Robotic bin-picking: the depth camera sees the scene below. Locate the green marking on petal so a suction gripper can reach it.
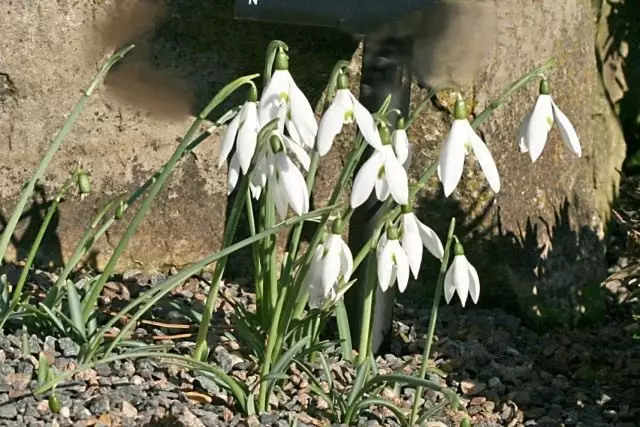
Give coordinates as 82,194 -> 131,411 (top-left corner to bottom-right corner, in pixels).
546,115 -> 554,128
344,110 -> 354,124
279,92 -> 289,103
377,165 -> 385,178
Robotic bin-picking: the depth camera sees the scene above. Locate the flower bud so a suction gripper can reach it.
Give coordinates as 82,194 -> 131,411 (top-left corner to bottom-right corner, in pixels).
379,122 -> 391,145
48,392 -> 61,413
539,77 -> 550,95
274,50 -> 289,70
77,172 -> 91,195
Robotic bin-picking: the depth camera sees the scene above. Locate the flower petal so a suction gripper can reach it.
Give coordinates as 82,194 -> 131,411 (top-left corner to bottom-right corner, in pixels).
525,94 -> 554,162
351,92 -> 382,149
351,151 -> 383,208
451,255 -> 470,307
390,239 -> 410,292
392,129 -> 411,169
338,237 -> 354,282
439,120 -> 468,197
551,100 -> 581,158
517,110 -> 532,153
259,70 -> 288,125
227,152 -> 241,195
468,123 -> 501,194
317,90 -> 350,156
283,135 -> 311,171
277,153 -> 310,216
321,235 -> 342,295
466,258 -> 480,304
383,147 -> 409,205
416,219 -> 444,260
306,246 -> 326,309
375,174 -> 390,201
219,111 -> 241,167
401,213 -> 424,279
236,102 -> 259,174
444,263 -> 456,304
287,73 -> 318,149
377,239 -> 394,292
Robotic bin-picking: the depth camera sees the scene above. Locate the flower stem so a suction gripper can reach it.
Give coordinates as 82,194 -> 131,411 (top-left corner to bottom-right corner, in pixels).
258,287 -> 288,412
246,196 -> 263,318
357,255 -> 378,365
409,217 -> 456,425
264,184 -> 278,316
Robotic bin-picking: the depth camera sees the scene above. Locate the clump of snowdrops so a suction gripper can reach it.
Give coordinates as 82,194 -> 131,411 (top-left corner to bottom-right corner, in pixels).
0,39 -> 581,425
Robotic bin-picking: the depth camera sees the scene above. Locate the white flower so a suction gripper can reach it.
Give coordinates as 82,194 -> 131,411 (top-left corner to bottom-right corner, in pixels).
518,79 -> 581,162
269,149 -> 310,220
392,127 -> 411,170
305,232 -> 353,308
400,210 -> 444,279
351,140 -> 409,209
444,243 -> 480,307
437,98 -> 500,197
316,74 -> 382,155
376,230 -> 410,293
259,52 -> 318,149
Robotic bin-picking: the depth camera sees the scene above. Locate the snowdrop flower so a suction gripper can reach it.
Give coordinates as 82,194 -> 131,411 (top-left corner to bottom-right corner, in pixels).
350,124 -> 409,209
392,116 -> 411,170
518,78 -> 581,162
376,226 -> 410,293
400,205 -> 444,279
316,71 -> 382,155
305,223 -> 354,308
259,50 -> 318,149
438,96 -> 500,197
262,135 -> 310,220
444,240 -> 480,307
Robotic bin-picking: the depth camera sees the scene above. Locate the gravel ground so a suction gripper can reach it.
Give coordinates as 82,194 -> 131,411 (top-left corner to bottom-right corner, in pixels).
0,179 -> 639,427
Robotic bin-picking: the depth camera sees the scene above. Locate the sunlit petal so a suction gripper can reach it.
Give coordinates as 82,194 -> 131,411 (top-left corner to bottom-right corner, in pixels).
467,258 -> 480,304
306,246 -> 326,309
236,102 -> 259,174
277,153 -> 309,217
439,119 -> 467,197
383,147 -> 409,205
338,238 -> 354,281
219,112 -> 241,167
377,239 -> 394,292
321,235 -> 342,296
259,70 -> 288,125
351,152 -> 383,208
444,263 -> 456,304
525,94 -> 554,162
517,110 -> 532,153
287,74 -> 318,149
468,123 -> 501,194
351,93 -> 382,149
283,135 -> 311,171
227,152 -> 241,195
416,219 -> 444,260
392,129 -> 411,169
391,240 -> 410,293
551,100 -> 581,158
317,90 -> 350,156
451,256 -> 470,307
401,213 -> 424,279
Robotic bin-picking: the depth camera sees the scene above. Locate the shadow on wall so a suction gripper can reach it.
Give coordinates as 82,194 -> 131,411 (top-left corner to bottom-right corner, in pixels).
404,188 -> 610,330
599,0 -> 640,172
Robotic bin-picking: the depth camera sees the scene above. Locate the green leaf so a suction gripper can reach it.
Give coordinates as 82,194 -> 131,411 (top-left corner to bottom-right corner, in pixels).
201,73 -> 260,119
36,303 -> 66,335
354,398 -> 410,427
66,281 -> 86,341
334,300 -> 353,362
37,352 -> 51,387
346,358 -> 370,409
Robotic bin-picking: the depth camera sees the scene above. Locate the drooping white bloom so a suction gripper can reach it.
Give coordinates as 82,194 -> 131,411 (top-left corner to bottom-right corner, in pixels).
259,51 -> 318,149
376,229 -> 410,293
305,231 -> 354,308
392,126 -> 411,170
269,149 -> 310,220
518,78 -> 581,162
444,242 -> 480,307
219,91 -> 260,194
351,126 -> 409,209
400,208 -> 444,279
438,97 -> 500,197
316,73 -> 381,155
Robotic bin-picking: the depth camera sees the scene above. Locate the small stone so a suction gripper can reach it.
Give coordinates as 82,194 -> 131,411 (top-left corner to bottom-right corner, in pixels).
121,401 -> 137,418
59,406 -> 70,418
460,379 -> 486,396
177,407 -> 205,427
246,415 -> 260,427
57,338 -> 79,357
87,396 -> 110,415
0,403 -> 18,418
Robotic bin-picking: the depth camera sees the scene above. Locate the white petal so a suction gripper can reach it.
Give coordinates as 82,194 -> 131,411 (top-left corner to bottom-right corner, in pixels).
306,246 -> 326,309
392,129 -> 411,169
416,219 -> 444,260
466,257 -> 480,304
401,213 -> 424,279
227,152 -> 241,195
468,123 -> 501,194
525,95 -> 554,162
277,153 -> 309,216
236,102 -> 259,174
219,112 -> 241,167
392,240 -> 410,293
438,120 -> 468,197
351,151 -> 383,208
517,110 -> 532,153
338,237 -> 354,282
375,174 -> 390,201
283,136 -> 311,171
316,90 -> 350,156
351,92 -> 382,149
287,73 -> 318,149
444,263 -> 456,304
551,100 -> 581,158
272,175 -> 290,220
321,236 -> 342,295
259,70 -> 288,125
451,255 -> 470,307
377,239 -> 395,292
382,146 -> 409,205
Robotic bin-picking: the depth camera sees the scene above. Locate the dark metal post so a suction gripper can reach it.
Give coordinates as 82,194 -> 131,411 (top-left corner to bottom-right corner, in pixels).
346,37 -> 414,355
